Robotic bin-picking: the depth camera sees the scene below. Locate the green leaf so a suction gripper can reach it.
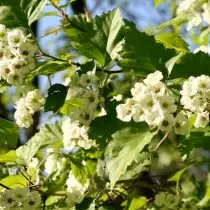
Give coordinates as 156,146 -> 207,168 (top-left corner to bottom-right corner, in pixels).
155,33 -> 188,52
0,0 -> 47,27
0,150 -> 17,163
198,186 -> 210,206
25,61 -> 71,82
119,152 -> 153,181
70,158 -> 88,185
89,101 -> 126,148
119,25 -> 176,76
44,84 -> 68,113
21,0 -> 48,25
64,9 -> 125,67
0,175 -> 27,190
90,101 -> 150,148
168,163 -> 195,185
0,118 -> 19,150
179,126 -> 210,155
105,127 -> 157,188
165,51 -> 185,75
169,51 -> 210,79
16,121 -> 63,165
79,60 -> 96,75
60,98 -> 84,115
75,198 -> 95,210
128,196 -> 147,210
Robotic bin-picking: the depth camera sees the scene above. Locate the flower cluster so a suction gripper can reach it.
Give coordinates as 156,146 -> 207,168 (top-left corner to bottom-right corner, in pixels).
62,117 -> 96,150
177,0 -> 210,31
116,71 -> 189,134
14,89 -> 45,128
65,71 -> 100,126
0,188 -> 41,210
154,191 -> 197,210
0,24 -> 37,86
154,192 -> 179,209
181,75 -> 210,128
66,171 -> 89,208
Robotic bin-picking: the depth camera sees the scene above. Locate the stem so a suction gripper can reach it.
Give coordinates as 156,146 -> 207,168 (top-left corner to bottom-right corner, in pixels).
58,196 -> 67,207
49,0 -> 86,32
37,26 -> 63,40
155,132 -> 169,151
29,27 -> 42,53
0,183 -> 10,190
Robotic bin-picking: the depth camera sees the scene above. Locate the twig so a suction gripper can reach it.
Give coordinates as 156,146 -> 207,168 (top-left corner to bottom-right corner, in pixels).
0,183 -> 10,190
37,26 -> 63,40
58,195 -> 67,207
49,0 -> 86,32
155,132 -> 169,151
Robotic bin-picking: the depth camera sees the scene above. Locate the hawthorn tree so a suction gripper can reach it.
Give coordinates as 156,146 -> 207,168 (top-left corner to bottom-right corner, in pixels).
1,0 -> 210,209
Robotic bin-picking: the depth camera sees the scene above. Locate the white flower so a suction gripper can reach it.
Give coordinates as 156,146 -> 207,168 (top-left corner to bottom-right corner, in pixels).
66,172 -> 89,205
141,93 -> 156,112
116,98 -> 136,122
194,112 -> 209,128
177,0 -> 196,14
14,110 -> 33,128
191,95 -> 207,112
194,75 -> 210,92
70,108 -> 95,126
62,117 -> 91,150
159,114 -> 174,132
83,90 -> 99,110
78,72 -> 95,87
132,103 -> 145,122
0,190 -> 16,208
158,95 -> 177,114
25,89 -> 45,113
17,42 -> 37,58
174,112 -> 189,135
9,57 -> 25,73
12,188 -> 29,202
7,71 -> 23,86
187,13 -> 202,31
3,46 -> 16,59
22,57 -> 36,71
45,150 -> 64,176
0,61 -> 11,79
131,82 -> 146,99
144,109 -> 164,126
7,29 -> 25,47
66,87 -> 84,100
77,139 -> 97,150
143,71 -> 163,86
180,76 -> 196,97
22,191 -> 41,209
14,100 -> 33,128
147,81 -> 166,96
